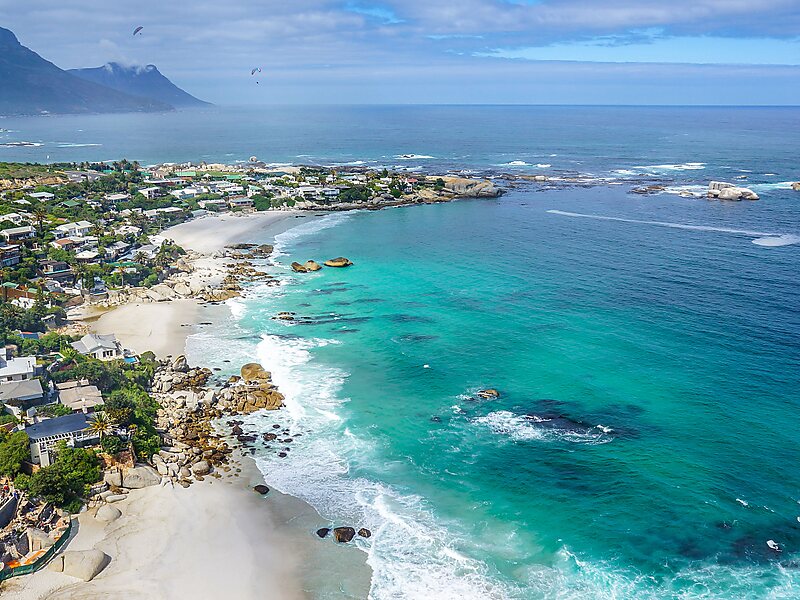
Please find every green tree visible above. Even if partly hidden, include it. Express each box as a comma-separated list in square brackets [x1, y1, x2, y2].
[88, 411, 116, 441]
[16, 442, 101, 511]
[0, 431, 30, 477]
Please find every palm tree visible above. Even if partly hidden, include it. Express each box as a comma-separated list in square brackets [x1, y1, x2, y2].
[89, 411, 116, 441]
[33, 205, 48, 237]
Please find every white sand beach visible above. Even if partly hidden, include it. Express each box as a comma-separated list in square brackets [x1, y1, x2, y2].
[4, 456, 370, 599]
[19, 210, 372, 599]
[76, 211, 310, 359]
[163, 210, 303, 253]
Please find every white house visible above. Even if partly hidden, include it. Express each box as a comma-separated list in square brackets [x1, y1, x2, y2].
[53, 220, 93, 239]
[71, 333, 125, 361]
[0, 348, 36, 382]
[137, 187, 162, 199]
[104, 193, 130, 203]
[170, 187, 204, 200]
[298, 186, 321, 200]
[0, 213, 29, 226]
[28, 192, 55, 201]
[1, 225, 35, 243]
[114, 225, 142, 237]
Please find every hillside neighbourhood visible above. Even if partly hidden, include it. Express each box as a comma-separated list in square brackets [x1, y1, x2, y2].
[0, 159, 499, 577]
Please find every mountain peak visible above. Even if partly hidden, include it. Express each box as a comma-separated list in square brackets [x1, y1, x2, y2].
[102, 62, 159, 75]
[0, 26, 172, 116]
[0, 26, 20, 47]
[71, 63, 209, 108]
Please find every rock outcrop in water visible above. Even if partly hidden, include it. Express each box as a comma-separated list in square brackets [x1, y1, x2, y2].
[333, 527, 356, 543]
[707, 181, 759, 201]
[291, 260, 323, 272]
[324, 257, 353, 268]
[438, 176, 503, 198]
[215, 363, 284, 413]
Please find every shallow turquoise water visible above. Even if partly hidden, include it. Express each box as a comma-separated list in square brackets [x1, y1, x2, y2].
[185, 180, 800, 599]
[56, 104, 795, 597]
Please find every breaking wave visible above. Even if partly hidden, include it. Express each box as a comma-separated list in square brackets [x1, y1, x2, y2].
[474, 410, 614, 445]
[633, 162, 706, 171]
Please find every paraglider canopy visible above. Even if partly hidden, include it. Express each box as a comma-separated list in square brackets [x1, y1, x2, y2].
[251, 67, 262, 75]
[133, 26, 143, 36]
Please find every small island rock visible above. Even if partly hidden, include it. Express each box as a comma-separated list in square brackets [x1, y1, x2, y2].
[324, 257, 353, 268]
[291, 262, 308, 273]
[357, 528, 372, 538]
[316, 527, 331, 538]
[253, 484, 270, 495]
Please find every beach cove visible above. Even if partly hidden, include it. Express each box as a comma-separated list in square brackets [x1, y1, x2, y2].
[3, 210, 372, 600]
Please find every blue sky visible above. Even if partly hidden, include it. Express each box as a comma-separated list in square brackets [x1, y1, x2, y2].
[2, 0, 799, 104]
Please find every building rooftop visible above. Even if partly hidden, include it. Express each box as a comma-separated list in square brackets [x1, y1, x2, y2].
[0, 378, 43, 403]
[71, 333, 120, 355]
[56, 380, 103, 411]
[0, 353, 36, 379]
[25, 412, 90, 440]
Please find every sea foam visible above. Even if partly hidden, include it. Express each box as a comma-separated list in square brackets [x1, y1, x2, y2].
[474, 410, 613, 445]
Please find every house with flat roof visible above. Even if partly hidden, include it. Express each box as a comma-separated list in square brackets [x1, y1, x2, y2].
[56, 380, 103, 412]
[0, 348, 36, 382]
[53, 221, 93, 239]
[28, 192, 55, 201]
[0, 244, 21, 267]
[71, 333, 124, 361]
[25, 413, 99, 466]
[104, 193, 130, 203]
[0, 379, 44, 416]
[138, 187, 163, 200]
[228, 196, 253, 209]
[1, 226, 35, 243]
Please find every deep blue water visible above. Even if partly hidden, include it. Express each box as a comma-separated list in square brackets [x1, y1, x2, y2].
[4, 106, 799, 598]
[2, 105, 799, 183]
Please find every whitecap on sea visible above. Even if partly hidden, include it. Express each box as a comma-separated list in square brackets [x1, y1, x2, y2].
[473, 410, 613, 445]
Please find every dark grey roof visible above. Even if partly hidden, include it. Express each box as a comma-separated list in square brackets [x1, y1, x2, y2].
[25, 413, 90, 440]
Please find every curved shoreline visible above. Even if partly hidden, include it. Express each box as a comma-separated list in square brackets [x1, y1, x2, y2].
[23, 210, 373, 600]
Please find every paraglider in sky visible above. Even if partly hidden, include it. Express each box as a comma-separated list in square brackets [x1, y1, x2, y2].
[250, 67, 261, 76]
[133, 26, 143, 36]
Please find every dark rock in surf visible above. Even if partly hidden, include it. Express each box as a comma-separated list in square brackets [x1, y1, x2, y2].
[253, 484, 270, 495]
[333, 527, 356, 543]
[357, 528, 372, 538]
[316, 528, 330, 538]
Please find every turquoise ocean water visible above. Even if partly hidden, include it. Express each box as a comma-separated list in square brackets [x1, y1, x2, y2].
[5, 106, 800, 597]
